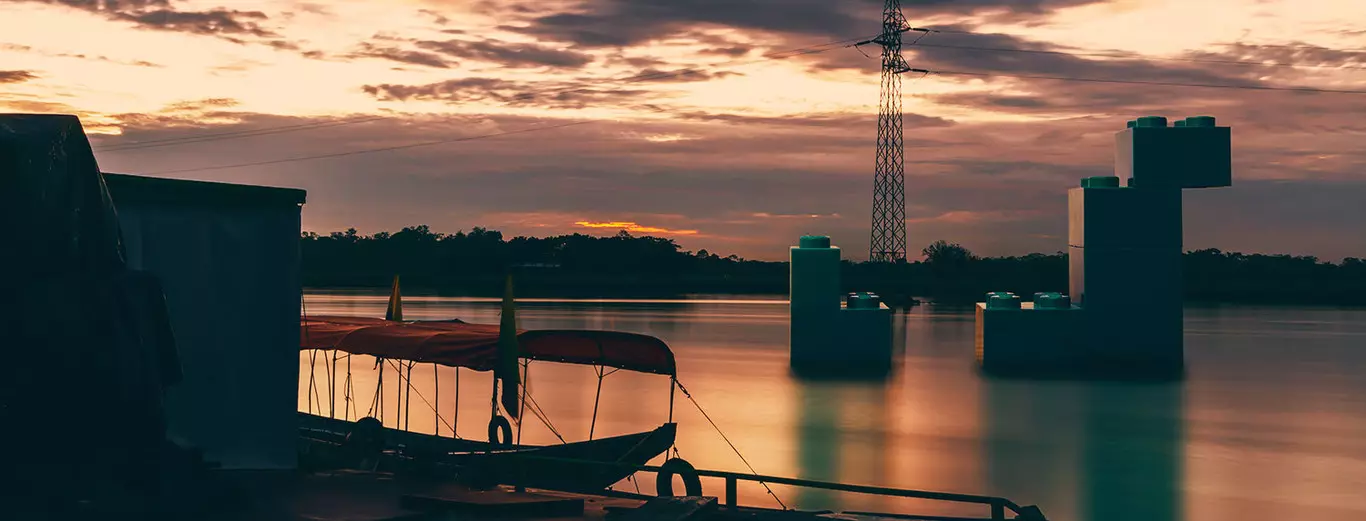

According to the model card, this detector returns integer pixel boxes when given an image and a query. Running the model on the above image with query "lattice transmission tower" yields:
[864,0,915,262]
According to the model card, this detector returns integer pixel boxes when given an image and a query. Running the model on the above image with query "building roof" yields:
[103,172,307,208]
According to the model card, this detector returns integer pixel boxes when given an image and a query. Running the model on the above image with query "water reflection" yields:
[793,380,891,511]
[981,378,1184,521]
[1080,383,1183,521]
[301,291,1366,521]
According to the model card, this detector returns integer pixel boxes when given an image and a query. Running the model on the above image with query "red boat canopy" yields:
[300,315,677,376]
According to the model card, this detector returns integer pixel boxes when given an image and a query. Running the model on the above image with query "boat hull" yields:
[297,412,675,492]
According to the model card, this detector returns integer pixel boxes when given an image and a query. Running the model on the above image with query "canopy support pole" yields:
[404,361,414,431]
[372,358,384,422]
[345,355,354,421]
[516,360,529,445]
[669,376,677,423]
[433,363,439,436]
[490,375,498,422]
[453,367,460,438]
[329,351,338,419]
[589,365,604,441]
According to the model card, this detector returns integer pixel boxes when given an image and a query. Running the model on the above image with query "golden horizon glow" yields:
[574,221,701,236]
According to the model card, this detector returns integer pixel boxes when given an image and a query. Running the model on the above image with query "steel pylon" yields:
[868,0,912,263]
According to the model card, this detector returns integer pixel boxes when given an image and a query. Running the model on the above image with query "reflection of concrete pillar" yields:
[1081,383,1184,521]
[795,382,840,510]
[836,384,890,514]
[982,380,1084,521]
[794,381,893,512]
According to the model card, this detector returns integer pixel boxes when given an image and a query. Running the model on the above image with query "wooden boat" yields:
[297,313,684,493]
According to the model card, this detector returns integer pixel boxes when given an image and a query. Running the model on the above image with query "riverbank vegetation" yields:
[301,226,1366,305]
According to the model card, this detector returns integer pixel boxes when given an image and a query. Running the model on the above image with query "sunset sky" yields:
[3,0,1363,261]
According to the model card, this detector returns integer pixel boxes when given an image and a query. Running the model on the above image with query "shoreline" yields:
[302,283,1366,308]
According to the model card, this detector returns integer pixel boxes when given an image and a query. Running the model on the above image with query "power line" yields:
[931,69,1366,94]
[921,26,1366,53]
[910,42,1366,71]
[144,119,595,175]
[95,116,388,152]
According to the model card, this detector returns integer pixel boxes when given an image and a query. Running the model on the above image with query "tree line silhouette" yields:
[301,226,1366,305]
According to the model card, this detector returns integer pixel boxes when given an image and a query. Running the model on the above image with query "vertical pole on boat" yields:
[453,367,461,437]
[345,355,353,421]
[330,351,338,419]
[376,358,385,423]
[669,376,677,423]
[404,361,414,431]
[395,361,402,428]
[589,365,604,441]
[516,360,529,444]
[433,363,440,436]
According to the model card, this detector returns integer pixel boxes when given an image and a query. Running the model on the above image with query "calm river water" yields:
[300,291,1366,521]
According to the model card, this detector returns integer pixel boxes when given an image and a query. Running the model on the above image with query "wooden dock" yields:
[190,469,1043,521]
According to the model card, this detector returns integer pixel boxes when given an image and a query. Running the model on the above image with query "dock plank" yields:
[401,489,586,518]
[617,497,717,521]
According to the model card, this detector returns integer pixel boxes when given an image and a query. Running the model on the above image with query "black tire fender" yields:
[655,457,702,497]
[488,416,514,446]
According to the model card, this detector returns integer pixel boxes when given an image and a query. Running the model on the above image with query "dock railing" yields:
[481,454,1047,521]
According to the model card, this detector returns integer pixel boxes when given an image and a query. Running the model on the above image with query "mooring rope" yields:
[676,380,787,510]
[384,359,459,437]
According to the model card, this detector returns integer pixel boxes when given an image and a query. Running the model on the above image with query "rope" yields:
[306,349,317,414]
[521,390,568,444]
[367,358,384,419]
[345,354,353,421]
[303,293,318,414]
[385,359,458,436]
[516,360,529,444]
[329,351,338,418]
[404,361,414,430]
[676,381,787,510]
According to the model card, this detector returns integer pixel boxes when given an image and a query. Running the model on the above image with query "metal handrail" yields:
[482,454,1046,521]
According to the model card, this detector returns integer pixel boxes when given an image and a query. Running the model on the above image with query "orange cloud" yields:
[574,221,699,235]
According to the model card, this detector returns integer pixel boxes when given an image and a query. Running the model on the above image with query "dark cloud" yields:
[417,8,449,25]
[676,110,954,130]
[16,0,293,47]
[499,0,1105,49]
[360,63,743,109]
[362,77,656,110]
[344,35,593,70]
[700,45,753,57]
[414,39,594,69]
[162,98,240,112]
[113,7,276,37]
[1193,42,1366,69]
[0,70,38,84]
[0,43,162,67]
[350,43,456,68]
[628,67,742,82]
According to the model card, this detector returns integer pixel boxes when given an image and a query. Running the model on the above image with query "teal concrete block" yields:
[975,302,1084,374]
[1114,117,1232,190]
[1068,187,1183,249]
